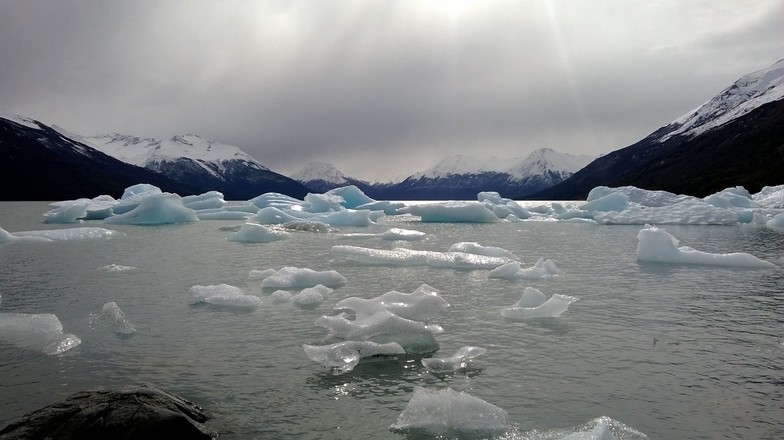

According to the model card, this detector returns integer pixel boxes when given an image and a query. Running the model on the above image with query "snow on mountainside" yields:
[411,154,510,179]
[84,133,270,177]
[659,58,784,141]
[292,162,350,185]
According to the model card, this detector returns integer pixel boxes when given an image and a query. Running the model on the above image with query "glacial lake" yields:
[1,201,782,439]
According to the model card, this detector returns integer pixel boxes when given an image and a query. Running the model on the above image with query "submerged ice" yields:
[421,346,487,372]
[0,313,81,355]
[500,287,579,319]
[302,340,405,374]
[331,245,516,270]
[189,284,261,309]
[260,267,347,289]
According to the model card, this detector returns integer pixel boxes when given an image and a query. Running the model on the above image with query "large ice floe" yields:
[500,287,579,320]
[398,201,501,222]
[0,313,81,355]
[1,226,122,243]
[302,341,406,374]
[636,225,775,268]
[260,267,347,289]
[389,386,508,436]
[105,193,199,225]
[333,284,449,323]
[331,245,516,270]
[189,284,262,309]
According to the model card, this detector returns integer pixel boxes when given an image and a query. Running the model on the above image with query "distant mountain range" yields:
[531,58,784,199]
[2,59,781,201]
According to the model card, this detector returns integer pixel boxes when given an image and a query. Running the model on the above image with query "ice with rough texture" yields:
[703,186,759,209]
[42,201,88,223]
[587,186,692,207]
[398,202,501,223]
[105,193,199,225]
[378,228,427,241]
[269,290,292,303]
[421,346,487,372]
[182,191,226,210]
[636,225,775,268]
[261,267,347,289]
[593,199,742,225]
[488,258,563,279]
[303,193,345,212]
[334,284,449,323]
[256,206,376,227]
[227,222,290,243]
[89,302,136,334]
[302,340,405,374]
[752,184,784,208]
[189,284,261,309]
[0,313,82,355]
[500,287,579,319]
[315,310,440,353]
[248,192,302,209]
[448,242,517,259]
[389,386,508,435]
[331,245,516,270]
[12,227,122,241]
[532,416,650,440]
[293,284,333,307]
[280,220,338,233]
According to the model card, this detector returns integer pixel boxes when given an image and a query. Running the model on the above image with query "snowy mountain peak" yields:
[660,58,784,141]
[291,162,349,184]
[0,112,43,130]
[506,148,596,182]
[412,154,509,179]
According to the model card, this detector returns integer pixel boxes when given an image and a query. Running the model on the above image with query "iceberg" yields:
[227,222,290,243]
[421,346,487,372]
[398,201,501,223]
[325,185,375,208]
[752,184,784,208]
[42,201,88,223]
[105,193,199,225]
[500,287,579,319]
[292,284,334,307]
[189,284,261,309]
[331,245,516,270]
[488,258,563,280]
[448,242,517,259]
[182,191,226,210]
[302,192,345,212]
[260,267,347,289]
[333,284,449,323]
[302,340,405,374]
[636,225,775,268]
[0,313,82,355]
[389,386,508,436]
[248,192,303,209]
[315,310,440,353]
[89,302,136,335]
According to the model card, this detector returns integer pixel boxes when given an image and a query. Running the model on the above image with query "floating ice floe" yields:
[421,346,487,372]
[182,191,226,210]
[542,416,650,440]
[500,287,578,320]
[325,185,376,209]
[255,206,377,227]
[331,245,516,270]
[98,264,136,272]
[0,313,81,355]
[302,340,405,374]
[479,191,532,220]
[390,386,508,436]
[189,284,261,309]
[105,193,199,225]
[1,226,122,243]
[89,302,136,334]
[227,222,290,243]
[636,225,775,268]
[333,284,449,323]
[293,284,333,307]
[269,290,292,304]
[315,310,440,353]
[378,228,427,241]
[398,201,500,223]
[280,220,338,233]
[260,267,347,289]
[42,201,89,223]
[448,242,517,259]
[488,258,563,280]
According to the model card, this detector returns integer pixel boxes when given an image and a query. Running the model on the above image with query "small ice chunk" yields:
[378,228,427,241]
[0,226,52,243]
[280,220,338,233]
[500,287,578,319]
[315,310,439,353]
[303,340,405,374]
[105,193,199,225]
[398,202,500,223]
[636,225,775,268]
[189,284,261,309]
[488,258,563,280]
[448,242,517,259]
[227,222,290,243]
[0,313,81,355]
[261,267,347,289]
[334,284,449,323]
[269,290,292,303]
[89,302,136,334]
[331,245,516,270]
[390,386,508,435]
[249,268,277,279]
[292,285,333,307]
[421,346,487,372]
[98,264,136,272]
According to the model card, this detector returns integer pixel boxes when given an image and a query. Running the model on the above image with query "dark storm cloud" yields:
[1,0,782,180]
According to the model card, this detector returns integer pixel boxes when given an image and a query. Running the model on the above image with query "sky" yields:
[1,0,782,181]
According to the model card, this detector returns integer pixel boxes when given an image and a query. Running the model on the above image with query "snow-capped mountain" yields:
[533,59,784,199]
[0,114,192,200]
[83,133,308,199]
[291,161,375,193]
[371,148,596,199]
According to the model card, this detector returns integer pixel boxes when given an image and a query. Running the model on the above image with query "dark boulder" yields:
[0,384,216,439]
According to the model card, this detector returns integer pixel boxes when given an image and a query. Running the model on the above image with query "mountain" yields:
[83,133,309,199]
[291,162,374,194]
[0,114,193,201]
[530,58,784,200]
[369,149,596,200]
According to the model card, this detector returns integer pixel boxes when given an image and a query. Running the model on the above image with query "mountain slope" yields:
[529,59,784,200]
[291,162,374,194]
[84,134,309,199]
[0,115,193,201]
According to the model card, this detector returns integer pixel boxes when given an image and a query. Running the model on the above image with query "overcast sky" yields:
[1,1,782,181]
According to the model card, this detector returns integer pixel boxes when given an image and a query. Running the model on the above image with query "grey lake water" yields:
[1,201,782,439]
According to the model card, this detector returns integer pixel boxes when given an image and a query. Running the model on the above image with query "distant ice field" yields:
[0,195,782,439]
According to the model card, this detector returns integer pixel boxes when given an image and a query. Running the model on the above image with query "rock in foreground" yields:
[0,384,216,440]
